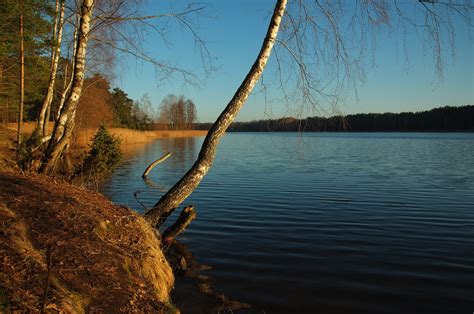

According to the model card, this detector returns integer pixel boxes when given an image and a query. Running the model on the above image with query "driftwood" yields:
[162,206,196,241]
[142,152,172,179]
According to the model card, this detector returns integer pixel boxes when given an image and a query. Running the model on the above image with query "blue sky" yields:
[113,1,473,122]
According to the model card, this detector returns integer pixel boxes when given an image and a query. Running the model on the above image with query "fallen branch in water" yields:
[142,152,172,179]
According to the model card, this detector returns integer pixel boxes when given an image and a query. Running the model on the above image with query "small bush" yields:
[16,131,42,171]
[77,125,122,178]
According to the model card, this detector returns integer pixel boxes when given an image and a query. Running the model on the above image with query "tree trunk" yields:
[144,0,288,227]
[37,0,65,137]
[162,206,196,242]
[56,16,78,122]
[39,0,95,174]
[16,0,24,149]
[56,64,71,121]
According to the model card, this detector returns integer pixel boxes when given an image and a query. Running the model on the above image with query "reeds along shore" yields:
[74,128,208,147]
[5,123,208,147]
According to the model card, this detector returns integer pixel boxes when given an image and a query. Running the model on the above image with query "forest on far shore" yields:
[195,105,473,132]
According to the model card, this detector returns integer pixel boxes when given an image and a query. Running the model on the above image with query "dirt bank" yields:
[0,126,16,171]
[0,171,175,312]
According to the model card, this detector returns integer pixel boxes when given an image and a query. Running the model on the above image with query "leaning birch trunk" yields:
[56,17,78,122]
[37,0,65,137]
[39,0,95,174]
[144,0,287,228]
[43,0,66,136]
[42,0,60,135]
[56,63,71,121]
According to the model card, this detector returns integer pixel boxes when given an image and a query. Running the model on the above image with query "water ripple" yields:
[100,132,474,314]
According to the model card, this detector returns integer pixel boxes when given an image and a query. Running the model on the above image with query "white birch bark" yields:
[144,0,288,227]
[40,0,95,173]
[56,16,79,122]
[37,0,65,137]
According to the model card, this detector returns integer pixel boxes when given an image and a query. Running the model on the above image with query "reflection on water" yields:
[102,137,199,210]
[167,240,251,312]
[157,137,196,174]
[143,177,167,193]
[100,133,474,314]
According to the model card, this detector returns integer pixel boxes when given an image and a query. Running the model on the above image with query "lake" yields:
[100,132,474,313]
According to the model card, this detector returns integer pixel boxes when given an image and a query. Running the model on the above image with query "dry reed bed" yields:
[74,128,207,147]
[5,123,207,147]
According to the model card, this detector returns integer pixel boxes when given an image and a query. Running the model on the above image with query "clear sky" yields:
[113,0,473,122]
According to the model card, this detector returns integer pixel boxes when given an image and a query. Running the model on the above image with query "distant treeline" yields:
[196,105,474,132]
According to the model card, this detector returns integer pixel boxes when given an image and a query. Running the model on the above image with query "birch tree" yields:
[158,95,197,130]
[55,15,78,122]
[38,0,211,173]
[144,0,289,227]
[144,0,472,228]
[185,99,196,129]
[36,0,65,137]
[39,0,95,173]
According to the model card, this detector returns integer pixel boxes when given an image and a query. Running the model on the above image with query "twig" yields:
[133,191,148,210]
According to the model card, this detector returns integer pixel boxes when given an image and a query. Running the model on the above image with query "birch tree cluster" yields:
[158,94,197,130]
[3,0,208,173]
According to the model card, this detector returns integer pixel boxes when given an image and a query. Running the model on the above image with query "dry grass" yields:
[5,122,207,147]
[4,122,53,134]
[74,128,207,148]
[129,217,175,302]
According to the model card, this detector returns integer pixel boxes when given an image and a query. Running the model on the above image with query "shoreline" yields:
[74,128,208,148]
[0,126,179,311]
[4,122,207,147]
[0,125,248,312]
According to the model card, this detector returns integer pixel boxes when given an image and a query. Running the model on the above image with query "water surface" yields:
[100,132,474,313]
